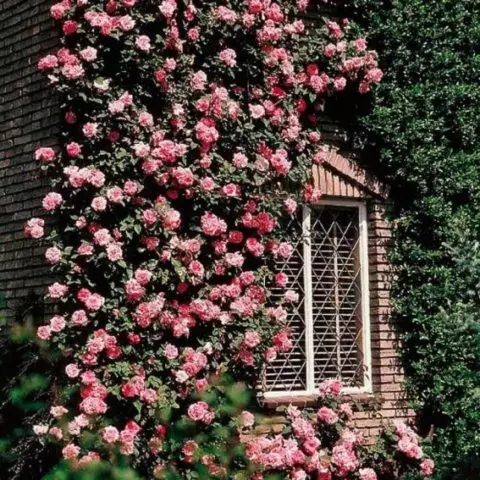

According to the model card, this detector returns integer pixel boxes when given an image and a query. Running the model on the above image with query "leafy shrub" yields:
[350,1,480,477]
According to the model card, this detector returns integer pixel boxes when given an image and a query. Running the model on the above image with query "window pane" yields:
[310,206,364,388]
[263,213,308,393]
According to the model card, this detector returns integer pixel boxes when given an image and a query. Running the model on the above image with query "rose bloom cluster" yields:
[244,380,434,479]
[28,0,388,475]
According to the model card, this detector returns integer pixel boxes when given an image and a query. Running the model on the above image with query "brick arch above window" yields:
[312,147,388,201]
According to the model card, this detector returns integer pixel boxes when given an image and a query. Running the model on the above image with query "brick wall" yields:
[0,0,59,323]
[359,199,413,438]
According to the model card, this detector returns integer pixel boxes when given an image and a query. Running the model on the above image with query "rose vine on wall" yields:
[25,0,431,477]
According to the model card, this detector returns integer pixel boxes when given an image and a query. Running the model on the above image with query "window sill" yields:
[261,391,382,410]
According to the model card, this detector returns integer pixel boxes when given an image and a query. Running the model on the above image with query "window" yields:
[263,200,372,398]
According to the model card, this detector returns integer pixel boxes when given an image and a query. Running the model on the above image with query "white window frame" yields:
[264,199,372,399]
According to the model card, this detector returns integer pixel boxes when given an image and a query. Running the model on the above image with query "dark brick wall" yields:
[0,0,59,322]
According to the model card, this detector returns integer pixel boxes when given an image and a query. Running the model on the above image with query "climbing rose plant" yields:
[26,0,431,477]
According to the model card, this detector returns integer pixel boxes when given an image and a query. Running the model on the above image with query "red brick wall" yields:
[358,199,412,439]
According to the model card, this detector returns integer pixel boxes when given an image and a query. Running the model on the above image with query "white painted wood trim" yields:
[302,205,315,393]
[358,202,373,393]
[263,386,370,400]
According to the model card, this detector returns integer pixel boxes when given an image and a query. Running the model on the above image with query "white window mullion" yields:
[358,203,372,392]
[302,205,315,394]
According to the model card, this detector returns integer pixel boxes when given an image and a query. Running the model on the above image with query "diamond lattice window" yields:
[263,202,372,397]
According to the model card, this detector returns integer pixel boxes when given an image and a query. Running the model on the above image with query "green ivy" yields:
[351,1,480,477]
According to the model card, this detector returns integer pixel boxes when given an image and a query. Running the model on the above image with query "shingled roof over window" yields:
[312,148,388,200]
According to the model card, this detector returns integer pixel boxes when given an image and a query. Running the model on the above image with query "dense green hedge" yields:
[351,1,480,478]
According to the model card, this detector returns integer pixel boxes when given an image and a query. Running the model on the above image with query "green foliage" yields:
[44,458,141,480]
[0,294,59,479]
[351,1,480,477]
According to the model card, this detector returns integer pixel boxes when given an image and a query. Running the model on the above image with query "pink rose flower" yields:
[50,405,68,418]
[66,142,82,158]
[241,411,255,428]
[324,43,337,58]
[366,68,383,83]
[420,459,434,476]
[187,27,199,41]
[87,168,105,188]
[140,388,158,404]
[318,378,342,397]
[200,177,216,192]
[359,468,378,480]
[249,104,265,119]
[106,242,123,262]
[219,48,237,67]
[50,2,67,19]
[232,152,248,168]
[225,252,244,268]
[91,196,107,212]
[48,282,69,299]
[94,228,112,246]
[37,325,51,341]
[72,310,89,326]
[62,20,77,35]
[103,426,120,444]
[38,54,58,70]
[216,6,237,24]
[107,186,124,203]
[135,35,151,52]
[191,70,207,90]
[189,260,204,277]
[276,242,294,258]
[62,443,80,460]
[42,192,63,212]
[138,111,153,126]
[50,315,66,333]
[79,396,108,415]
[24,217,45,239]
[33,424,49,436]
[49,426,63,440]
[354,38,367,52]
[334,77,347,91]
[82,122,98,137]
[201,212,227,237]
[65,363,80,378]
[243,331,261,348]
[317,406,339,425]
[79,46,97,62]
[118,15,135,31]
[221,183,241,197]
[84,293,105,311]
[45,246,62,264]
[125,279,146,302]
[187,401,210,422]
[35,147,55,162]
[134,269,152,286]
[61,64,85,80]
[164,344,179,360]
[143,209,158,227]
[159,0,176,19]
